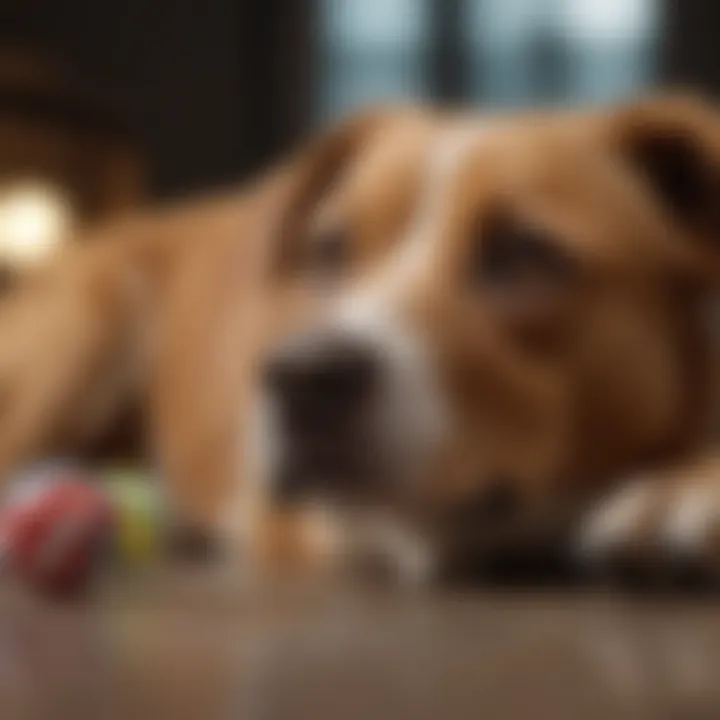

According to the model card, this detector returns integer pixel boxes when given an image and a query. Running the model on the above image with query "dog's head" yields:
[255,96,720,535]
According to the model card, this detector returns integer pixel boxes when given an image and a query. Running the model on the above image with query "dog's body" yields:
[1,97,720,583]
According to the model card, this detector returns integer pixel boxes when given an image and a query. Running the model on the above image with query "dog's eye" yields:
[473,217,575,287]
[304,228,350,278]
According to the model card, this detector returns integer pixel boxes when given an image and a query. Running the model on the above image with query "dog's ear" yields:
[264,107,407,276]
[609,95,720,245]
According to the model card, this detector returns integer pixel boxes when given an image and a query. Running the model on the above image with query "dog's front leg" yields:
[576,453,720,584]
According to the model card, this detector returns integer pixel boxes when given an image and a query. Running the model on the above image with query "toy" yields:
[0,462,165,598]
[0,464,114,597]
[102,467,165,565]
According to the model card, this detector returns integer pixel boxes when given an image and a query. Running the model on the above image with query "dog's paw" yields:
[576,472,720,590]
[346,514,439,588]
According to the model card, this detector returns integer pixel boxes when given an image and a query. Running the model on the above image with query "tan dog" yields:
[1,96,720,584]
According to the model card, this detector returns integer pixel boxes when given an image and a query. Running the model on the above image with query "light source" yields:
[0,181,73,268]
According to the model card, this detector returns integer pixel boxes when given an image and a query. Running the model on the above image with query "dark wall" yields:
[663,0,720,97]
[0,0,313,199]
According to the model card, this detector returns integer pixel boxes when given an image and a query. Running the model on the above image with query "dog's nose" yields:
[265,332,379,426]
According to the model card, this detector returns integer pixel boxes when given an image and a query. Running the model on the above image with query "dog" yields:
[0,95,719,585]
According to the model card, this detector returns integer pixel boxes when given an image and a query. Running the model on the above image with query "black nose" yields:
[265,332,379,427]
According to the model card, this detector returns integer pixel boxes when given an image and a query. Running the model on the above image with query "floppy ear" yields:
[610,95,720,244]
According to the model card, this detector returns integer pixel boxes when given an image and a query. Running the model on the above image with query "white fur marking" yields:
[354,513,437,586]
[329,126,481,489]
[665,485,719,555]
[340,124,479,323]
[578,478,653,558]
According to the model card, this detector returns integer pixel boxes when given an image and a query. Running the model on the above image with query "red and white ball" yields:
[0,465,114,597]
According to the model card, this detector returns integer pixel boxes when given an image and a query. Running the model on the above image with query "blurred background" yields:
[0,0,715,281]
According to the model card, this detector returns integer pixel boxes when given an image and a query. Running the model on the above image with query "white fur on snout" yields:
[335,306,449,490]
[328,126,480,492]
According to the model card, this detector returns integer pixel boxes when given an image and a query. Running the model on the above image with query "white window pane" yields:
[559,0,660,102]
[318,0,431,121]
[558,0,657,41]
[466,0,553,47]
[322,0,429,49]
[322,54,427,118]
[464,0,661,107]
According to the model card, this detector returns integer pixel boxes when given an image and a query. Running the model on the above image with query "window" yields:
[464,0,660,107]
[317,0,661,118]
[318,0,432,120]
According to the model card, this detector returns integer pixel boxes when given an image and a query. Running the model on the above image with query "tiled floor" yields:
[2,568,720,720]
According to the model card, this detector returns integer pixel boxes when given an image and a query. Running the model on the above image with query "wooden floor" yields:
[2,567,720,720]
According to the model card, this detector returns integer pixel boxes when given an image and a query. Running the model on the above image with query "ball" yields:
[102,467,165,565]
[0,465,114,597]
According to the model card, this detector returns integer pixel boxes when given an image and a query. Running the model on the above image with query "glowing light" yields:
[0,182,73,267]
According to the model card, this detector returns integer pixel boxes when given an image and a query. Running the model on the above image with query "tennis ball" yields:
[102,468,165,565]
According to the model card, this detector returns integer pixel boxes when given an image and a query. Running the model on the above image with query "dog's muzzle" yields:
[264,330,384,502]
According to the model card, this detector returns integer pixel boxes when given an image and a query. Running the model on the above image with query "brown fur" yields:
[0,96,719,574]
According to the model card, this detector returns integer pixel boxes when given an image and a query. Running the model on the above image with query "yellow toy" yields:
[102,468,165,565]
